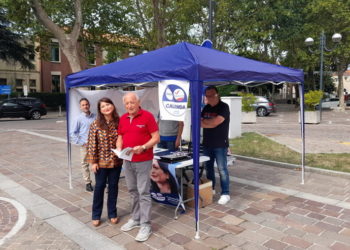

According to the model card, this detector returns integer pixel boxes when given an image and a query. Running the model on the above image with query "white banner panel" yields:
[158,80,189,121]
[69,88,158,133]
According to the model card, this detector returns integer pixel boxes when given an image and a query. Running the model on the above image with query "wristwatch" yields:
[142,145,147,152]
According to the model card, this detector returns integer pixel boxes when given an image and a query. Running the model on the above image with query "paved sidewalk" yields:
[1,123,350,249]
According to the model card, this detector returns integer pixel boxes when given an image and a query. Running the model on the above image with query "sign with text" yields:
[0,85,11,95]
[158,80,189,121]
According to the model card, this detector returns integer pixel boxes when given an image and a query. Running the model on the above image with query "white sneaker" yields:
[135,225,152,242]
[218,195,230,205]
[121,219,140,232]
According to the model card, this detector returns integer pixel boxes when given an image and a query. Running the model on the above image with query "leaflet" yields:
[112,147,133,161]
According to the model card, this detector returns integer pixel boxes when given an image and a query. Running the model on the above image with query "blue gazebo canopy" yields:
[66,42,303,87]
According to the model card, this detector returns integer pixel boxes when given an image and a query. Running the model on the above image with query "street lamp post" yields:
[305,32,342,120]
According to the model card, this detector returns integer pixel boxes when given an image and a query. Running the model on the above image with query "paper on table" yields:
[112,147,133,161]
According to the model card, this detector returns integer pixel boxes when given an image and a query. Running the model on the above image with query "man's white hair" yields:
[123,91,140,103]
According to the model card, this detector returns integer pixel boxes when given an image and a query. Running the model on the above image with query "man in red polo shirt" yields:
[117,92,160,242]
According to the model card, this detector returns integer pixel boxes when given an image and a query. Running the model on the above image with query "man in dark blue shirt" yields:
[201,86,230,205]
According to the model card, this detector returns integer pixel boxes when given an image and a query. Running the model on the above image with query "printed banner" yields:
[158,80,189,121]
[68,88,158,133]
[150,159,184,210]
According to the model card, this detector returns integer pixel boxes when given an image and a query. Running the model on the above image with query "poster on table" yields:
[158,80,189,122]
[150,159,184,210]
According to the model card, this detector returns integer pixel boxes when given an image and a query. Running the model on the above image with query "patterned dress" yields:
[86,120,123,168]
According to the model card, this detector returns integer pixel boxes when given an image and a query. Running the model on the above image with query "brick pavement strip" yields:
[1,127,350,249]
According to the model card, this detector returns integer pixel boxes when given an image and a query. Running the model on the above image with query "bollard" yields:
[59,105,62,117]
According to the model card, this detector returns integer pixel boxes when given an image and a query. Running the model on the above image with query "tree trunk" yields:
[152,0,167,48]
[60,39,81,73]
[30,0,82,73]
[337,69,345,111]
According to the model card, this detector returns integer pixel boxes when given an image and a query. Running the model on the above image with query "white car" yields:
[320,98,339,109]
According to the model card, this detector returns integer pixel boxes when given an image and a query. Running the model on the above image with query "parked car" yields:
[314,98,338,109]
[320,98,339,109]
[0,97,47,120]
[252,96,276,117]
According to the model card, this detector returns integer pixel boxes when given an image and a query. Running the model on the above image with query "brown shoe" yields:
[92,220,100,227]
[110,217,118,224]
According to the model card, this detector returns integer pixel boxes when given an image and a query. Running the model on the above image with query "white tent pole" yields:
[66,87,73,189]
[298,84,305,185]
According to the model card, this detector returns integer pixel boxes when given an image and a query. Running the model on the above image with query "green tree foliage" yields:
[132,0,207,49]
[1,0,139,72]
[0,9,34,69]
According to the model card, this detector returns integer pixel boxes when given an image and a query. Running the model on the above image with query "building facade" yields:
[40,38,103,93]
[0,39,103,94]
[0,41,41,93]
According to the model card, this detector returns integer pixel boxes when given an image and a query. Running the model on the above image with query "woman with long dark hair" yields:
[86,97,123,227]
[150,159,178,194]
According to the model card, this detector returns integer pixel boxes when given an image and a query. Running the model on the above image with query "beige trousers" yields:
[80,146,92,184]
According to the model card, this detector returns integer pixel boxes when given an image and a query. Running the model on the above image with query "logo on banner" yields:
[162,84,188,117]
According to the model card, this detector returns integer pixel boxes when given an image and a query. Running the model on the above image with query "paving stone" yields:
[258,227,286,240]
[263,239,288,250]
[261,220,288,231]
[241,241,268,250]
[239,221,261,231]
[238,230,271,244]
[207,210,227,218]
[315,222,342,233]
[281,236,312,249]
[339,213,350,222]
[323,216,346,226]
[282,227,305,238]
[286,213,317,225]
[291,207,309,216]
[183,240,212,250]
[285,245,305,250]
[222,245,242,250]
[159,243,184,250]
[221,214,245,225]
[302,233,336,247]
[330,242,350,250]
[221,234,248,247]
[145,234,171,249]
[167,233,191,245]
[202,236,229,249]
[125,241,150,250]
[240,213,266,224]
[321,209,341,218]
[268,208,289,217]
[226,208,245,217]
[244,207,262,215]
[303,224,323,235]
[320,231,350,245]
[111,232,135,246]
[306,212,326,220]
[308,244,330,250]
[339,228,350,237]
[201,225,227,237]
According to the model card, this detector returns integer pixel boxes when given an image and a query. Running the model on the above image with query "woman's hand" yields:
[92,163,99,173]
